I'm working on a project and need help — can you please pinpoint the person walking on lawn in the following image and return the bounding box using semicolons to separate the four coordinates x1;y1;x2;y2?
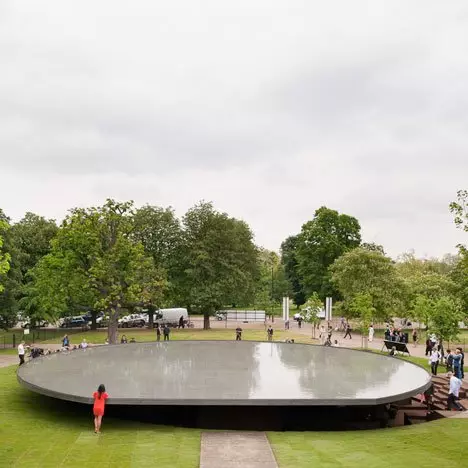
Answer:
163;324;170;341
18;341;27;366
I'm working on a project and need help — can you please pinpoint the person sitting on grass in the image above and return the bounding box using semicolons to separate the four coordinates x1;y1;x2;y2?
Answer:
92;384;109;434
80;339;88;349
389;346;396;356
120;335;128;344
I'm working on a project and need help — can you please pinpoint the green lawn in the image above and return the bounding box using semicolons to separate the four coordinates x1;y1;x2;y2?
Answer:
2;332;468;468
0;366;200;467
39;328;316;346
269;419;468;468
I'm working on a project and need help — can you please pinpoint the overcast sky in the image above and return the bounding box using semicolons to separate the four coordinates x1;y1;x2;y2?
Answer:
1;1;467;258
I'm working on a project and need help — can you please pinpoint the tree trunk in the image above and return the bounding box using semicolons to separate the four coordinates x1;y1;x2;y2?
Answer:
203;313;210;330
108;307;119;344
90;310;97;330
148;307;154;329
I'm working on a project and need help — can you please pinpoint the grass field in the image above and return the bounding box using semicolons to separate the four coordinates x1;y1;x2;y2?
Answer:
1;363;468;468
38;328;316;346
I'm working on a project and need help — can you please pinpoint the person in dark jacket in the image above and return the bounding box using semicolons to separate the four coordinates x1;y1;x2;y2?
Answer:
163;325;170;341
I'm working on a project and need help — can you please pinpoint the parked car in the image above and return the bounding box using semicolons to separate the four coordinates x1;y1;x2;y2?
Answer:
21;319;49;329
118;314;146;328
60;316;89;328
293;313;304;321
215;311;227;321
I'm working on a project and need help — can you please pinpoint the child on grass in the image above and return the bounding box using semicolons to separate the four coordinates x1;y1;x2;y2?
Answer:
93;384;109;433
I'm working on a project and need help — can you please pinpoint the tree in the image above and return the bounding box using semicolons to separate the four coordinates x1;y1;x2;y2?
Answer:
396;252;458;309
10;213;58;275
175;202;258;329
428;296;463;346
330;248;405;321
296;207;361;300
254;249;291;315
27;200;167;343
132;205;182;326
280;236;306;307
303;293;323;338
0;210;21;329
348;293;375;348
450;189;468;234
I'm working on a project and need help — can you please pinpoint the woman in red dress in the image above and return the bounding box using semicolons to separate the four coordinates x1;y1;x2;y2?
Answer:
93;384;109;433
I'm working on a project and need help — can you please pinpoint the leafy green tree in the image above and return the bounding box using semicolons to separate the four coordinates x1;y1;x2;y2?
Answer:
254;249;291;315
330;248;404;320
396;252;458;307
0;210;21;329
175;202;258;329
451;253;468;316
0;218;10;289
348;293;375;348
429;296;463;346
10;213;58;276
409;295;433;330
450;189;468;234
296;207;361;300
26;200;167;343
303;293;323;338
280;236;306;307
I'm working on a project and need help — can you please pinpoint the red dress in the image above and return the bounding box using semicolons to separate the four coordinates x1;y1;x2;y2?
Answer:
93;391;109;416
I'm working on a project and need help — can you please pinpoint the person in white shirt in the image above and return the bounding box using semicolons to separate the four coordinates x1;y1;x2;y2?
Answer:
368;325;374;342
18;341;26;366
429;349;441;375
447;372;464;411
81;339;88;349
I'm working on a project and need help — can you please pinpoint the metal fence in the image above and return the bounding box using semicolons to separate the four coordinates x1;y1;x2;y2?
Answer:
0;328;83;349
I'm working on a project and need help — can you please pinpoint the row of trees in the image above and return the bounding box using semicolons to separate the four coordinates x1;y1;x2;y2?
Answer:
0;201;285;342
281;195;468;345
0;192;467;345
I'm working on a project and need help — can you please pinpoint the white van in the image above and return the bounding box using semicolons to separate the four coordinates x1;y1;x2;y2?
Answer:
155;308;188;326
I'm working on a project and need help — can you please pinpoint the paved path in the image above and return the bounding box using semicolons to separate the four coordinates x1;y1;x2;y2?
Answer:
200;432;278;468
0;354;18;368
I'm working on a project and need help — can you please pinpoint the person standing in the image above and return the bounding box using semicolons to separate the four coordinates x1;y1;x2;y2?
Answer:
456;347;465;379
298;317;302;329
163;325;170;341
445;349;454;373
453;348;463;379
429;348;441;375
155;324;161;342
284;319;290;330
412;329;418;347
344;323;352;339
178;316;185;329
447;372;464;411
62;334;70;349
425;338;432;356
267;326;274;342
18;341;26;366
235;327;242;341
368;325;374;342
92;384;109;433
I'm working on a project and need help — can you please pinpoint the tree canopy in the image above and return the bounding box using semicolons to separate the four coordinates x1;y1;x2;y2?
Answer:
296;207;361;300
174;202;259;329
330;247;403;321
27;200;166;343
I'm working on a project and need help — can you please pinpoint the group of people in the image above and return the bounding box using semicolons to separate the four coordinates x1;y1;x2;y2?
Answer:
384;326;409;344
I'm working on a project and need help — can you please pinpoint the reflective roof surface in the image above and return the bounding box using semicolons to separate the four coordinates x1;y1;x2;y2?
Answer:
18;341;431;405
